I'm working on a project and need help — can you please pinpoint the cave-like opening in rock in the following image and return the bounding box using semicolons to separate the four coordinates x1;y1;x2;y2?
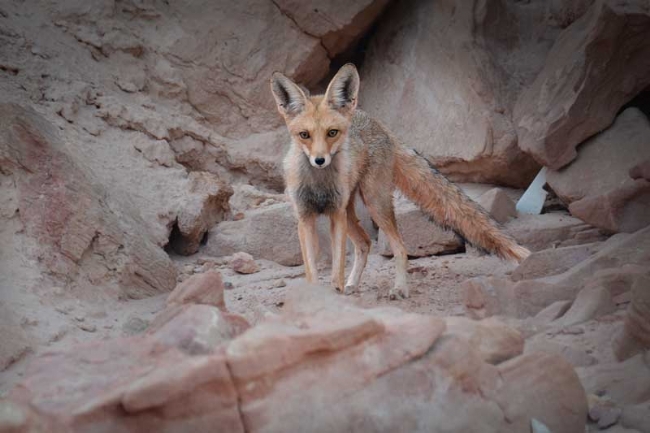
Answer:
620;86;650;119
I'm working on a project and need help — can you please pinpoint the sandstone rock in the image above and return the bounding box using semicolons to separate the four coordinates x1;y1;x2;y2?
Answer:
476;188;517;224
546;108;650;205
166;270;225;310
553;285;616;327
230;252;260;274
547;108;650;232
149;304;249;355
629;159;650;181
270;0;391;57
515;0;650;169
444;317;524;364
525;337;597;367
168;172;233;255
10;324;243;432
465;227;650;318
614;275;650;361
505;212;606;251
545;0;596;28
0;103;176;299
621;400;650;433
0;400;67;433
533;300;573;326
511;242;603;281
157;0;389;135
378;198;463;257
577;353;650;405
590;404;622;429
52;0;389;135
132;136;176;167
362;0;545;187
569;179;650;233
229;184;287;213
8;284;587;433
206;203;331;266
463;277;500;319
228;285;585;433
492;352;588;433
586;265;650;298
601;426;642;433
0;305;33;372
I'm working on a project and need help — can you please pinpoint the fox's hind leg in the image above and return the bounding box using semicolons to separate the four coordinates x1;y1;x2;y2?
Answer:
344;198;371;294
360;187;409;299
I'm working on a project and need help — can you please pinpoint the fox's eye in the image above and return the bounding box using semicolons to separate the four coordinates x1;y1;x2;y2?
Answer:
299;131;310;140
327;129;339;138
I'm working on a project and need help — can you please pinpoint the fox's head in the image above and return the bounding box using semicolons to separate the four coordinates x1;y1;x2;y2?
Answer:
270;63;360;169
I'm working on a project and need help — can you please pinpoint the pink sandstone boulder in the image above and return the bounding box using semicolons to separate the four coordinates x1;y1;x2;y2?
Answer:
6;284;587;433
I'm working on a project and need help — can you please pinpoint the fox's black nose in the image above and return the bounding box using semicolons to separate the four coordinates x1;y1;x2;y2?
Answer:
315;157;326;166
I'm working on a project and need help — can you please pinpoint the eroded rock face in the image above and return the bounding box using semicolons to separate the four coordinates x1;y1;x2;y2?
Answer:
166;270;226;310
6;285;587;433
544;108;650;233
169;172;233;256
614;275;650;361
476;188;517;225
505;213;606;252
569;179;650;234
577;353;650;406
515;0;650;169
546;109;650;205
361;0;555;187
270;0;391;58
0;103;176;299
206;203;309;266
464;227;650;318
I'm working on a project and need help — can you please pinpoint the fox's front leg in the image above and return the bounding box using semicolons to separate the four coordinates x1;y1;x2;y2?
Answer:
298;215;319;283
329;209;347;292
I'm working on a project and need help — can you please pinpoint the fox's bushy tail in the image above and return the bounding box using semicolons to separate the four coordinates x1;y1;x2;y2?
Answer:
394;147;530;263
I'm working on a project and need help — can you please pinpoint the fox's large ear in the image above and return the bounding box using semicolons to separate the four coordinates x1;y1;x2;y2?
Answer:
270;72;308;118
324;63;359;116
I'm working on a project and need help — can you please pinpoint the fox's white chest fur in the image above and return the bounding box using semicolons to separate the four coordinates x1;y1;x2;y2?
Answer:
284;142;352;218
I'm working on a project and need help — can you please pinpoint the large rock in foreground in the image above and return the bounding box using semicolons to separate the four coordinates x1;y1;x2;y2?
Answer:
6;285;587;433
515;0;650;169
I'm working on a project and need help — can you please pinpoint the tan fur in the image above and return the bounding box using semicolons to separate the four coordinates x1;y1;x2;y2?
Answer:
271;64;530;299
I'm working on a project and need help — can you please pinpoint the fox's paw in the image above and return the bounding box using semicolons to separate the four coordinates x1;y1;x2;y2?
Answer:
389;286;409;300
333;285;356;295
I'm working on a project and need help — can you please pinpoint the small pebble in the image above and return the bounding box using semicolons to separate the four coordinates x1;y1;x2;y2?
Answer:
78;323;96;333
230;252;259;274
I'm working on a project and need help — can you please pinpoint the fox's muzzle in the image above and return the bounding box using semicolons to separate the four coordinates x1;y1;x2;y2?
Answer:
308;153;331;169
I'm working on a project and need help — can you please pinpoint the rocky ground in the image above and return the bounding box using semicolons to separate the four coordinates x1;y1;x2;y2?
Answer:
1;0;650;432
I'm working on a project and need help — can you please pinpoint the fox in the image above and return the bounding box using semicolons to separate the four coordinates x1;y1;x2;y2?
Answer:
270;63;530;299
